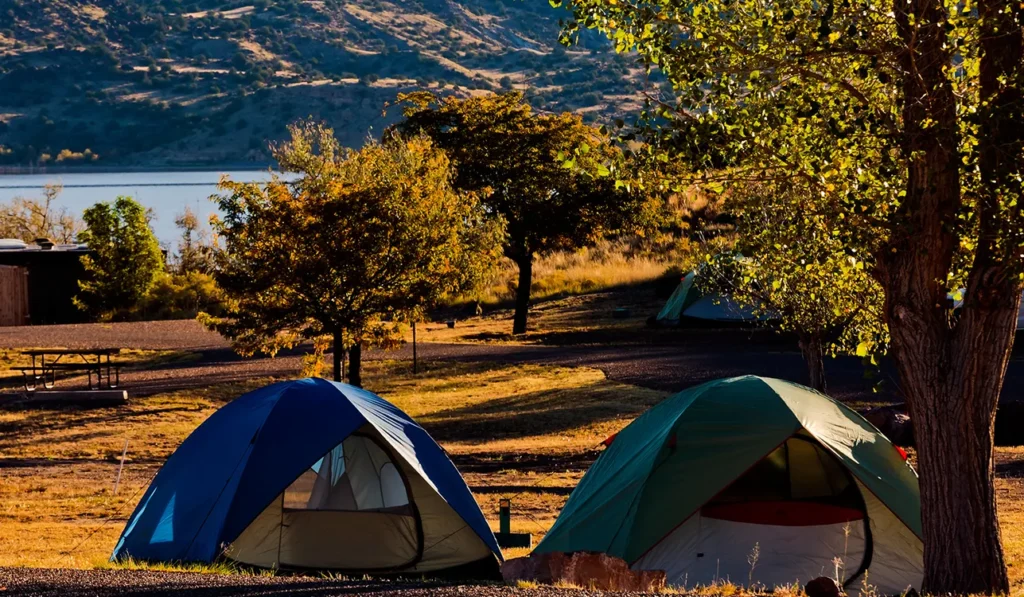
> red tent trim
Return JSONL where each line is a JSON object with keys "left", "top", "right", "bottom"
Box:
{"left": 702, "top": 501, "right": 866, "bottom": 526}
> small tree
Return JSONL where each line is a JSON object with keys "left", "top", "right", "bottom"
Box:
{"left": 133, "top": 206, "right": 224, "bottom": 320}
{"left": 172, "top": 206, "right": 217, "bottom": 275}
{"left": 75, "top": 196, "right": 165, "bottom": 320}
{"left": 395, "top": 91, "right": 651, "bottom": 334}
{"left": 704, "top": 185, "right": 887, "bottom": 392}
{"left": 205, "top": 121, "right": 502, "bottom": 386}
{"left": 0, "top": 183, "right": 81, "bottom": 243}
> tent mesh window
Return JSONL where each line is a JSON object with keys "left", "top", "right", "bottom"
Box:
{"left": 703, "top": 434, "right": 865, "bottom": 523}
{"left": 283, "top": 434, "right": 411, "bottom": 514}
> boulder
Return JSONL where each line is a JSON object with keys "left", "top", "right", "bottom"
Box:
{"left": 501, "top": 551, "right": 666, "bottom": 592}
{"left": 499, "top": 555, "right": 539, "bottom": 584}
{"left": 863, "top": 405, "right": 914, "bottom": 446}
{"left": 805, "top": 576, "right": 842, "bottom": 597}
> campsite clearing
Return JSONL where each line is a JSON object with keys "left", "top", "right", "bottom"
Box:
{"left": 0, "top": 360, "right": 660, "bottom": 569}
{"left": 0, "top": 357, "right": 1023, "bottom": 594}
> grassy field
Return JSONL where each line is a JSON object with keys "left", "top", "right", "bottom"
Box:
{"left": 467, "top": 242, "right": 682, "bottom": 308}
{"left": 1, "top": 355, "right": 1022, "bottom": 594}
{"left": 413, "top": 285, "right": 673, "bottom": 346}
{"left": 0, "top": 360, "right": 663, "bottom": 569}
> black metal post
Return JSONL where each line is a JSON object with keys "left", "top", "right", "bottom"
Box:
{"left": 412, "top": 321, "right": 418, "bottom": 374}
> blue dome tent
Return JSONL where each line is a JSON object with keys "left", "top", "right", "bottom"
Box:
{"left": 112, "top": 378, "right": 502, "bottom": 575}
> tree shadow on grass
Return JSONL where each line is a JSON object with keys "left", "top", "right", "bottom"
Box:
{"left": 9, "top": 576, "right": 487, "bottom": 597}
{"left": 417, "top": 377, "right": 662, "bottom": 444}
{"left": 0, "top": 402, "right": 220, "bottom": 459}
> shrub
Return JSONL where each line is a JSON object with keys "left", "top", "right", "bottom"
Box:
{"left": 136, "top": 272, "right": 228, "bottom": 320}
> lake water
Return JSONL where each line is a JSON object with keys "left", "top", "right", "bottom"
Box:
{"left": 0, "top": 170, "right": 280, "bottom": 246}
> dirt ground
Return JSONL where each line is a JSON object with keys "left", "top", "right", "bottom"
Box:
{"left": 0, "top": 567, "right": 644, "bottom": 597}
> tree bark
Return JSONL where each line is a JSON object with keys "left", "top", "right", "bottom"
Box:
{"left": 332, "top": 330, "right": 343, "bottom": 383}
{"left": 797, "top": 333, "right": 826, "bottom": 393}
{"left": 348, "top": 342, "right": 362, "bottom": 388}
{"left": 888, "top": 299, "right": 1018, "bottom": 594}
{"left": 512, "top": 255, "right": 533, "bottom": 335}
{"left": 886, "top": 0, "right": 1019, "bottom": 589}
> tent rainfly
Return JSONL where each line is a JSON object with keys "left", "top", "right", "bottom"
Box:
{"left": 536, "top": 376, "right": 923, "bottom": 595}
{"left": 112, "top": 378, "right": 502, "bottom": 575}
{"left": 656, "top": 271, "right": 772, "bottom": 325}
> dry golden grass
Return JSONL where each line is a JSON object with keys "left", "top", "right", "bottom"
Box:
{"left": 465, "top": 240, "right": 683, "bottom": 309}
{"left": 997, "top": 447, "right": 1024, "bottom": 594}
{"left": 2, "top": 355, "right": 1024, "bottom": 596}
{"left": 372, "top": 360, "right": 665, "bottom": 456}
{"left": 411, "top": 286, "right": 671, "bottom": 345}
{"left": 0, "top": 360, "right": 660, "bottom": 570}
{"left": 0, "top": 379, "right": 270, "bottom": 569}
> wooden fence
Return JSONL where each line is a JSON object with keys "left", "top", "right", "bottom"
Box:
{"left": 0, "top": 265, "right": 30, "bottom": 326}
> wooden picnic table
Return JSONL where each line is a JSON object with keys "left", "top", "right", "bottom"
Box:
{"left": 16, "top": 348, "right": 122, "bottom": 392}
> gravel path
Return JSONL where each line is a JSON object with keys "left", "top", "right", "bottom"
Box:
{"left": 2, "top": 320, "right": 1023, "bottom": 403}
{"left": 0, "top": 568, "right": 645, "bottom": 597}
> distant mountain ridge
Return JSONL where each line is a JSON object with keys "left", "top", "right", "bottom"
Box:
{"left": 0, "top": 0, "right": 650, "bottom": 169}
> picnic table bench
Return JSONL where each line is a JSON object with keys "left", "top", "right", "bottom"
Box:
{"left": 15, "top": 348, "right": 122, "bottom": 392}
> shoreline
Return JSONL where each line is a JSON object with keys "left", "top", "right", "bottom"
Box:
{"left": 0, "top": 163, "right": 276, "bottom": 176}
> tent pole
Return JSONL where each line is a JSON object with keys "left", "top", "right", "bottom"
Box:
{"left": 277, "top": 492, "right": 284, "bottom": 569}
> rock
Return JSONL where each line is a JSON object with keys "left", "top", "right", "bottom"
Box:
{"left": 863, "top": 405, "right": 914, "bottom": 446}
{"left": 637, "top": 569, "right": 668, "bottom": 592}
{"left": 805, "top": 576, "right": 842, "bottom": 597}
{"left": 500, "top": 551, "right": 665, "bottom": 592}
{"left": 499, "top": 556, "right": 536, "bottom": 584}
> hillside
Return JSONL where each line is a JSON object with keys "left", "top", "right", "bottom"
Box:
{"left": 0, "top": 0, "right": 653, "bottom": 169}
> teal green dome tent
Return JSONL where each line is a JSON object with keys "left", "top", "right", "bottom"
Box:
{"left": 656, "top": 271, "right": 774, "bottom": 325}
{"left": 536, "top": 376, "right": 922, "bottom": 594}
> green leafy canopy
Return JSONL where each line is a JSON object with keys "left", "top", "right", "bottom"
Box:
{"left": 75, "top": 196, "right": 165, "bottom": 320}
{"left": 204, "top": 120, "right": 504, "bottom": 357}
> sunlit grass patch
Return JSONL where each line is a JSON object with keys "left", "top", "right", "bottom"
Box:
{"left": 98, "top": 556, "right": 269, "bottom": 576}
{"left": 462, "top": 238, "right": 687, "bottom": 308}
{"left": 0, "top": 378, "right": 271, "bottom": 461}
{"left": 370, "top": 361, "right": 665, "bottom": 455}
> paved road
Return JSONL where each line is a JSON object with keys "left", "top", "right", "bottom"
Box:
{"left": 2, "top": 320, "right": 1023, "bottom": 403}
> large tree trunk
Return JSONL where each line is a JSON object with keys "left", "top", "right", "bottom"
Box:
{"left": 348, "top": 342, "right": 362, "bottom": 388}
{"left": 888, "top": 299, "right": 1018, "bottom": 594}
{"left": 797, "top": 333, "right": 826, "bottom": 393}
{"left": 512, "top": 255, "right": 533, "bottom": 335}
{"left": 888, "top": 0, "right": 1019, "bottom": 589}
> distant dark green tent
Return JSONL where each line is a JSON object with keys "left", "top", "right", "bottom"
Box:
{"left": 655, "top": 271, "right": 773, "bottom": 325}
{"left": 536, "top": 376, "right": 923, "bottom": 595}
